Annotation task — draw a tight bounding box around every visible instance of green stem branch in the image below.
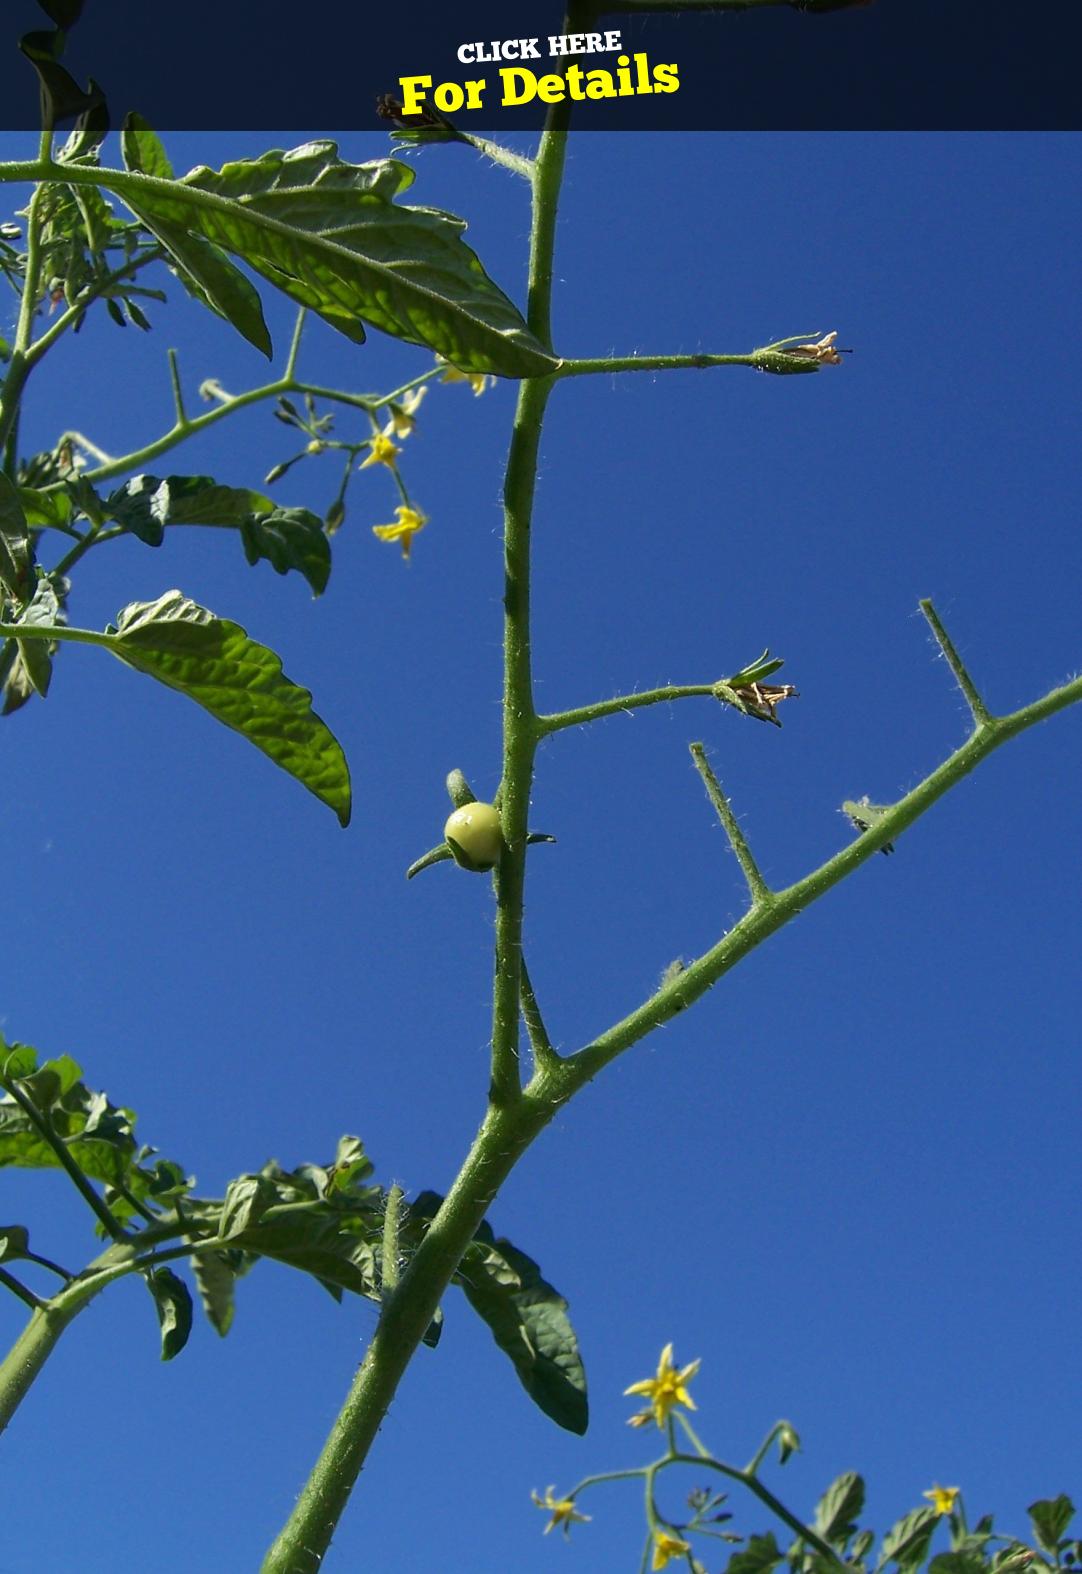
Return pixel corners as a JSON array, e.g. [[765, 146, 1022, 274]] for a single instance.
[[540, 682, 718, 732], [539, 662, 1082, 1100], [0, 1267, 41, 1312], [259, 113, 573, 1574], [519, 956, 561, 1073], [921, 598, 994, 727], [690, 742, 773, 904]]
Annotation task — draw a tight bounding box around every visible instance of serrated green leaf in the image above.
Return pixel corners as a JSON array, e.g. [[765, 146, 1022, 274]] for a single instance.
[[1029, 1498, 1075, 1555], [239, 506, 331, 595], [0, 639, 36, 716], [145, 1267, 193, 1360], [120, 141, 557, 376], [878, 1507, 938, 1570], [852, 1529, 877, 1562], [455, 1233, 588, 1435], [14, 578, 63, 698], [224, 1212, 380, 1302], [39, 1054, 82, 1096], [929, 1552, 991, 1574], [815, 1474, 866, 1546], [19, 32, 102, 126], [0, 1053, 181, 1222], [218, 1173, 279, 1240], [17, 486, 72, 529], [103, 474, 272, 546], [107, 589, 351, 825], [142, 218, 271, 356], [727, 1533, 784, 1574], [192, 1248, 238, 1337], [120, 113, 173, 180], [0, 1043, 38, 1080]]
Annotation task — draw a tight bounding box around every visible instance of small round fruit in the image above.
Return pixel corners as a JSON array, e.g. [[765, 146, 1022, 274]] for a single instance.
[[444, 803, 503, 872]]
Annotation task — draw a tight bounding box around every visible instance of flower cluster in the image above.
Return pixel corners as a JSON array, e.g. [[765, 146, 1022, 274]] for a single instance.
[[529, 1348, 1009, 1574]]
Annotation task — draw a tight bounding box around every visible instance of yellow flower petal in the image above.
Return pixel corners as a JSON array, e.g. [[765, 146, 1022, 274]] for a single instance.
[[652, 1530, 693, 1569], [437, 357, 496, 395], [531, 1486, 590, 1538], [383, 385, 428, 438], [360, 433, 399, 469], [625, 1345, 701, 1427], [923, 1485, 960, 1517], [372, 505, 427, 559]]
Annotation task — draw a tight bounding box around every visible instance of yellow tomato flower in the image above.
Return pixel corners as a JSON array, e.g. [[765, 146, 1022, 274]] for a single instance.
[[359, 433, 399, 470], [531, 1486, 591, 1538], [384, 385, 427, 437], [437, 357, 496, 396], [923, 1485, 960, 1517], [625, 1344, 701, 1429], [372, 505, 427, 559], [652, 1530, 693, 1569]]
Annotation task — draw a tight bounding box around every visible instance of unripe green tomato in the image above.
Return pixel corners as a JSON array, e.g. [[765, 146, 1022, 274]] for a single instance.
[[444, 803, 503, 872]]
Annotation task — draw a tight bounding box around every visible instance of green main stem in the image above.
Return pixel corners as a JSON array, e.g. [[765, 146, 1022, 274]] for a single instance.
[[259, 117, 571, 1574]]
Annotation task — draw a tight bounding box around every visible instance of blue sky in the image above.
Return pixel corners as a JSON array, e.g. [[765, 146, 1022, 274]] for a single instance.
[[1, 131, 1080, 1572]]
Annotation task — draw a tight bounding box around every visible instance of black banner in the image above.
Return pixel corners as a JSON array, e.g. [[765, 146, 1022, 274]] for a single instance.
[[1, 0, 1078, 131]]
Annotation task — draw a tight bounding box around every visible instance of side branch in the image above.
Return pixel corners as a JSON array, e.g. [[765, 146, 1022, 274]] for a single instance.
[[556, 335, 845, 381], [690, 743, 773, 905], [921, 598, 994, 728], [538, 662, 1082, 1100], [540, 683, 718, 732]]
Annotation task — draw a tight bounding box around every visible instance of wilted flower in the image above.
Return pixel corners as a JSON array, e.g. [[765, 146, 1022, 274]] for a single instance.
[[437, 356, 496, 395], [383, 385, 428, 437], [531, 1486, 591, 1537]]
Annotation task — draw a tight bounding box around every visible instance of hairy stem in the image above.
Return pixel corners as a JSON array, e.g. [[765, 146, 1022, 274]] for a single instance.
[[259, 112, 572, 1574], [690, 742, 773, 904], [540, 682, 719, 732]]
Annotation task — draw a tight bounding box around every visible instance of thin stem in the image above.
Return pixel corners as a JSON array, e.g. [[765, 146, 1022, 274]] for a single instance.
[[24, 245, 165, 368], [668, 1446, 846, 1569], [24, 1251, 74, 1283], [112, 1178, 159, 1227], [0, 1076, 128, 1242], [540, 682, 718, 733], [519, 956, 561, 1073], [920, 598, 994, 727], [558, 351, 762, 377], [0, 1267, 42, 1312], [458, 133, 536, 182], [673, 1409, 711, 1459], [167, 347, 187, 426], [283, 307, 306, 379], [690, 742, 773, 904], [744, 1418, 793, 1476], [0, 131, 53, 453]]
